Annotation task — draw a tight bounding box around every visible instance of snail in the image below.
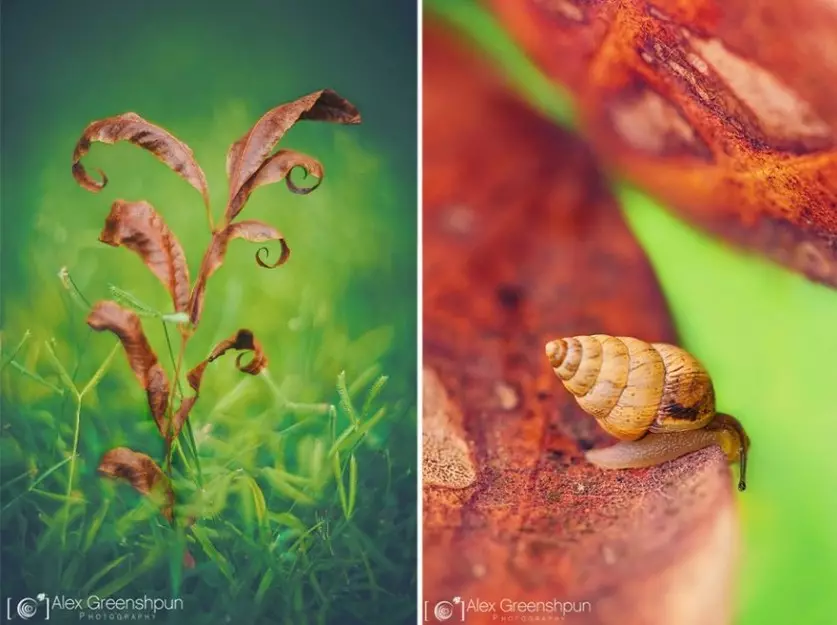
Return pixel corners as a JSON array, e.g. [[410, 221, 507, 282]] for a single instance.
[[545, 335, 750, 491]]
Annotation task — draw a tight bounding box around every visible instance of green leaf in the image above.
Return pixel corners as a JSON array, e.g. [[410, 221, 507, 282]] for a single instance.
[[348, 454, 358, 518], [82, 554, 130, 594], [337, 370, 360, 425], [191, 525, 234, 582], [361, 374, 388, 418], [327, 423, 357, 458], [83, 499, 111, 551], [108, 284, 161, 318], [332, 451, 349, 519], [161, 312, 190, 324]]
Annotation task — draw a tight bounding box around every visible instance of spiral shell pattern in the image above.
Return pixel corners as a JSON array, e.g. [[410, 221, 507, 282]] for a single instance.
[[545, 335, 716, 440]]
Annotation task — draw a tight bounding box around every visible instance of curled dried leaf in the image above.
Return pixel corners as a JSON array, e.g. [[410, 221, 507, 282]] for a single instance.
[[226, 149, 324, 221], [423, 24, 738, 625], [72, 112, 210, 209], [492, 0, 837, 287], [226, 89, 359, 201], [87, 301, 170, 435], [188, 221, 289, 325], [166, 329, 267, 443], [100, 200, 191, 313], [98, 447, 174, 521]]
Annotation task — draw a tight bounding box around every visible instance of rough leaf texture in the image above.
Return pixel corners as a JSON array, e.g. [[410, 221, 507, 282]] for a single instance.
[[98, 447, 173, 521], [225, 89, 360, 202], [227, 149, 324, 221], [72, 112, 210, 208], [423, 23, 739, 625], [492, 0, 837, 288], [87, 301, 170, 434], [188, 221, 289, 324], [99, 200, 191, 312]]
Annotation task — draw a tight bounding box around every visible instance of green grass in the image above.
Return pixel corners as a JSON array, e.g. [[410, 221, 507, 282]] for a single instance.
[[429, 2, 837, 624], [2, 309, 415, 624], [1, 3, 416, 623]]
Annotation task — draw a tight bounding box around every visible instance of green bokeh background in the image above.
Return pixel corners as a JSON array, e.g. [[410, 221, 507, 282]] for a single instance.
[[430, 3, 837, 625], [1, 1, 416, 624]]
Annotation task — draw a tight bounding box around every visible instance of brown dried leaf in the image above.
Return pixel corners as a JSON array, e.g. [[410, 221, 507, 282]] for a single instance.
[[98, 447, 174, 521], [492, 0, 837, 287], [226, 149, 324, 221], [99, 200, 191, 312], [225, 89, 360, 201], [167, 329, 268, 443], [188, 221, 289, 325], [423, 23, 739, 625], [87, 301, 170, 435], [72, 112, 210, 209]]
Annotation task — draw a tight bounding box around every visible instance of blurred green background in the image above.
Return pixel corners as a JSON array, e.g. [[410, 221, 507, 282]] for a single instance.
[[430, 2, 837, 625], [1, 1, 416, 624]]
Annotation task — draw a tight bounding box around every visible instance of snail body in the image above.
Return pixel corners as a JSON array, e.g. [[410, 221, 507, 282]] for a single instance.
[[546, 335, 749, 490]]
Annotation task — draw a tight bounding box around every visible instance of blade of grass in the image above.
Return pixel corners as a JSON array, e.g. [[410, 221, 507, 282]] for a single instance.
[[79, 341, 120, 397], [337, 371, 360, 425], [361, 375, 388, 418], [1, 329, 31, 370], [82, 554, 131, 594], [44, 340, 79, 396], [332, 452, 349, 519], [348, 454, 358, 518], [0, 456, 74, 513], [8, 361, 65, 396]]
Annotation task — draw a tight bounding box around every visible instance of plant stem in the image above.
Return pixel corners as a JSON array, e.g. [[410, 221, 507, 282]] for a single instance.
[[61, 393, 82, 549], [162, 323, 202, 484]]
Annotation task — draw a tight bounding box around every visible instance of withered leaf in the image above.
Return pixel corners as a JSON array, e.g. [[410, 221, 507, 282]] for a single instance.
[[423, 24, 739, 625], [226, 89, 359, 201], [99, 200, 191, 313], [98, 447, 174, 521], [188, 221, 289, 325], [72, 112, 210, 209], [166, 329, 268, 444], [87, 301, 170, 436], [226, 149, 324, 221], [492, 0, 837, 287]]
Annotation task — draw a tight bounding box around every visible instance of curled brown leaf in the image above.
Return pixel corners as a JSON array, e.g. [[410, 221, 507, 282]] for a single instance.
[[166, 329, 268, 444], [72, 112, 210, 209], [423, 24, 738, 625], [99, 200, 191, 313], [87, 301, 170, 435], [98, 447, 173, 521], [226, 89, 360, 201], [226, 149, 324, 221], [188, 221, 289, 325], [492, 0, 837, 287]]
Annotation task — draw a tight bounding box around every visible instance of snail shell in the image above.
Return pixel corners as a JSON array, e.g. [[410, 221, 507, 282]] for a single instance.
[[545, 335, 716, 441]]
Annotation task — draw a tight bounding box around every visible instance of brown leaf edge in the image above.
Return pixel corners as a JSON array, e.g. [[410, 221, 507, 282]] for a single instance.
[[226, 149, 325, 222], [225, 89, 360, 204], [188, 221, 289, 325], [87, 301, 170, 436], [422, 21, 739, 625], [99, 200, 191, 313], [98, 447, 194, 568], [98, 447, 174, 520], [72, 112, 210, 211], [167, 329, 269, 445]]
